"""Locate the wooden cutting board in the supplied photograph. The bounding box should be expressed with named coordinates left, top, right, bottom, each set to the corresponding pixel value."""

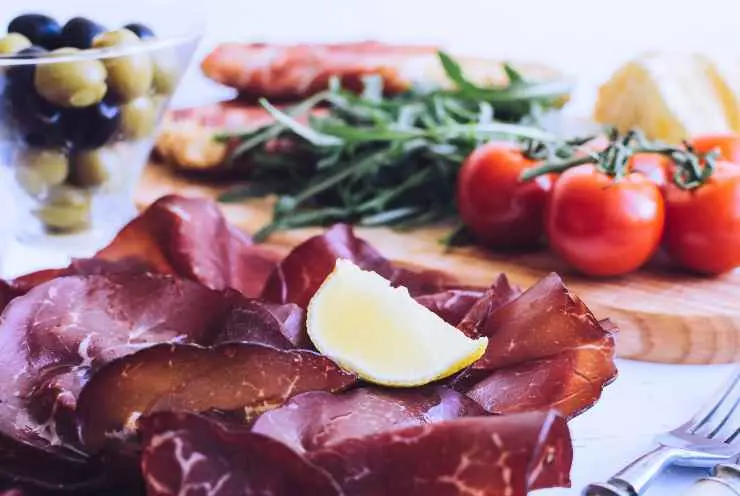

left=135, top=161, right=740, bottom=365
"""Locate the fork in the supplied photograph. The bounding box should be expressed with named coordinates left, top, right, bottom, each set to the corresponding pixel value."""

left=583, top=367, right=740, bottom=496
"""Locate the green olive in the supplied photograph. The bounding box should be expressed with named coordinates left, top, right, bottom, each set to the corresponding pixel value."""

left=120, top=96, right=157, bottom=139
left=151, top=51, right=180, bottom=95
left=93, top=29, right=153, bottom=102
left=15, top=167, right=45, bottom=197
left=35, top=186, right=91, bottom=232
left=0, top=33, right=31, bottom=55
left=15, top=148, right=69, bottom=196
left=34, top=49, right=107, bottom=107
left=72, top=148, right=115, bottom=186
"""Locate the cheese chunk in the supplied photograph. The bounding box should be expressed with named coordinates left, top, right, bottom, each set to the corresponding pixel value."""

left=594, top=53, right=738, bottom=143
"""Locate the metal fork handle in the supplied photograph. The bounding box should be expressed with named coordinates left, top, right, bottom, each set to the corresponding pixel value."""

left=582, top=446, right=683, bottom=496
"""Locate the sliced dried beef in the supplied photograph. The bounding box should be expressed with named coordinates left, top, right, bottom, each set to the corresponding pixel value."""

left=251, top=386, right=485, bottom=454
left=140, top=412, right=341, bottom=496
left=472, top=273, right=614, bottom=370
left=0, top=273, right=295, bottom=454
left=140, top=410, right=572, bottom=496
left=10, top=195, right=280, bottom=299
left=261, top=224, right=393, bottom=307
left=76, top=343, right=356, bottom=452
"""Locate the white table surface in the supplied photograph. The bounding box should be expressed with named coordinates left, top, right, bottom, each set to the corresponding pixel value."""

left=2, top=2, right=740, bottom=494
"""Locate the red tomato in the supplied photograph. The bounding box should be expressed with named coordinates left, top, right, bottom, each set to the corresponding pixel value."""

left=690, top=133, right=740, bottom=164
left=663, top=161, right=740, bottom=274
left=457, top=142, right=554, bottom=249
left=546, top=164, right=665, bottom=277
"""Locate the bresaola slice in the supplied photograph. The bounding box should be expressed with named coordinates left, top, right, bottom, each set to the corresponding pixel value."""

left=140, top=412, right=342, bottom=496
left=76, top=343, right=357, bottom=452
left=96, top=195, right=280, bottom=298
left=460, top=273, right=617, bottom=418
left=472, top=273, right=614, bottom=370
left=10, top=195, right=280, bottom=299
left=260, top=224, right=465, bottom=308
left=261, top=224, right=393, bottom=307
left=0, top=272, right=296, bottom=452
left=140, top=410, right=572, bottom=496
left=308, top=410, right=572, bottom=495
left=466, top=344, right=616, bottom=419
left=414, top=290, right=483, bottom=326
left=0, top=431, right=108, bottom=492
left=251, top=387, right=485, bottom=453
left=0, top=281, right=17, bottom=314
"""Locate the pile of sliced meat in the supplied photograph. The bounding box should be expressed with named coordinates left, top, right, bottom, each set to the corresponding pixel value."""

left=0, top=194, right=617, bottom=496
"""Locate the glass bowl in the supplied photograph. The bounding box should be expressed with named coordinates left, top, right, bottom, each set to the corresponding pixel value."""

left=0, top=15, right=202, bottom=254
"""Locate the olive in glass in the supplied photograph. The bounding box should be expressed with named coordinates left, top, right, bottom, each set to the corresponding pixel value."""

left=7, top=14, right=61, bottom=49
left=58, top=17, right=106, bottom=49
left=0, top=33, right=31, bottom=55
left=34, top=48, right=107, bottom=107
left=123, top=22, right=155, bottom=39
left=62, top=98, right=121, bottom=148
left=92, top=29, right=153, bottom=102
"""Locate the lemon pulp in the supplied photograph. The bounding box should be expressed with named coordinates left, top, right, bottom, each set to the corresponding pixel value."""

left=307, top=258, right=488, bottom=387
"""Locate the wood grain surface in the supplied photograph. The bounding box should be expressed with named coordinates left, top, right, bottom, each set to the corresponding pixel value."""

left=136, top=161, right=740, bottom=365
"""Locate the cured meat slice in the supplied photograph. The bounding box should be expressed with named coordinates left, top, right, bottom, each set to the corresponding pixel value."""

left=141, top=410, right=572, bottom=496
left=0, top=281, right=18, bottom=314
left=415, top=274, right=520, bottom=330
left=76, top=343, right=357, bottom=452
left=459, top=273, right=617, bottom=418
left=10, top=259, right=152, bottom=295
left=251, top=387, right=485, bottom=454
left=140, top=412, right=341, bottom=496
left=261, top=302, right=307, bottom=348
left=95, top=195, right=279, bottom=298
left=415, top=289, right=482, bottom=326
left=10, top=195, right=280, bottom=299
left=308, top=410, right=572, bottom=495
left=457, top=274, right=522, bottom=336
left=261, top=224, right=393, bottom=307
left=472, top=273, right=614, bottom=369
left=0, top=431, right=108, bottom=492
left=200, top=41, right=564, bottom=100
left=466, top=342, right=617, bottom=419
left=388, top=266, right=461, bottom=297
left=213, top=298, right=295, bottom=349
left=0, top=272, right=294, bottom=453
left=260, top=223, right=466, bottom=308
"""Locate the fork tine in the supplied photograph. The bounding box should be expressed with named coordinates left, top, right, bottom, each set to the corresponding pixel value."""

left=688, top=368, right=740, bottom=436
left=707, top=395, right=740, bottom=442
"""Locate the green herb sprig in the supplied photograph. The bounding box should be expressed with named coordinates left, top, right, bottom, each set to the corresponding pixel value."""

left=217, top=52, right=573, bottom=241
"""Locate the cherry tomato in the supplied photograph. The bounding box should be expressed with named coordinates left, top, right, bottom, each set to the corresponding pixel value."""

left=457, top=142, right=553, bottom=249
left=546, top=164, right=665, bottom=277
left=690, top=133, right=740, bottom=165
left=663, top=161, right=740, bottom=274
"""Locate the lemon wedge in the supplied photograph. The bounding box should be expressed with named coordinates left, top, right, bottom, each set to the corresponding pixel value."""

left=306, top=259, right=488, bottom=387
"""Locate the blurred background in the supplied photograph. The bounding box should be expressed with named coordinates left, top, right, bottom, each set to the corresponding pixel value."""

left=5, top=0, right=740, bottom=111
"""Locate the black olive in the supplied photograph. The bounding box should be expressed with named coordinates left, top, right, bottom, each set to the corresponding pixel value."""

left=61, top=98, right=121, bottom=149
left=8, top=13, right=61, bottom=49
left=5, top=45, right=48, bottom=87
left=122, top=22, right=155, bottom=39
left=58, top=17, right=106, bottom=49
left=6, top=84, right=66, bottom=147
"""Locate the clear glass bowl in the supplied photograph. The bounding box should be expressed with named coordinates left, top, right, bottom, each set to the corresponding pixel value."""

left=0, top=17, right=202, bottom=255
